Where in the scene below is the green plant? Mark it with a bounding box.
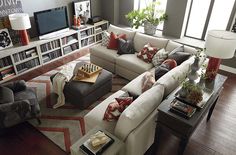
[125,1,168,29]
[182,81,203,104]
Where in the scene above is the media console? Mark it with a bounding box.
[0,20,109,83]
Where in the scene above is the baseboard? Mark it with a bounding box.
[220,65,236,74]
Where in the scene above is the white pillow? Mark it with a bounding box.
[101,31,110,47]
[152,48,168,67]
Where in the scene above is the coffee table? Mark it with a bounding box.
[70,126,124,155]
[152,74,227,155]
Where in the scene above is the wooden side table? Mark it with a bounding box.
[70,126,124,155]
[152,74,227,155]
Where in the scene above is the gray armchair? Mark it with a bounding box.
[0,80,41,128]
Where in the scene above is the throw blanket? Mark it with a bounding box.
[52,63,76,109]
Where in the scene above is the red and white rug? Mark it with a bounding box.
[27,54,129,153]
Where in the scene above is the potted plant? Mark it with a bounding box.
[126,1,168,35]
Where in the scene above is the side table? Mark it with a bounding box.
[152,74,227,155]
[70,126,124,155]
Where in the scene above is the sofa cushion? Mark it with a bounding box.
[90,44,119,63]
[107,32,126,50]
[154,61,191,97]
[0,86,14,104]
[137,43,159,63]
[116,54,154,75]
[166,40,197,55]
[152,48,168,67]
[84,90,127,133]
[101,31,110,47]
[133,32,169,52]
[108,24,136,40]
[168,46,191,65]
[115,84,165,141]
[117,38,135,55]
[154,64,170,81]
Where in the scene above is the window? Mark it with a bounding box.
[185,0,236,40]
[134,0,167,30]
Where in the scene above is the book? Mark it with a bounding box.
[79,130,114,155]
[170,99,196,118]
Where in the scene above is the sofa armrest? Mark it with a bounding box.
[2,80,27,93]
[0,100,31,128]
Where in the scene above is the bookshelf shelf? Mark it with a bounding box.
[0,20,109,83]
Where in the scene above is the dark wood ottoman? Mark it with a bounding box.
[51,62,112,109]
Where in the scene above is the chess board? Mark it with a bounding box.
[78,63,102,78]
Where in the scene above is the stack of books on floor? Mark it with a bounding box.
[170,99,196,118]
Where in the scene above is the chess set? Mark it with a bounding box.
[73,63,102,83]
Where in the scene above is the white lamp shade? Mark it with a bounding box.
[9,13,31,30]
[205,30,236,59]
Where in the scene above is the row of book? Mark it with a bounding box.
[42,50,62,63]
[63,43,79,55]
[41,40,60,53]
[0,67,15,81]
[0,56,12,68]
[13,48,38,63]
[81,37,95,47]
[81,28,94,38]
[95,27,102,34]
[62,35,78,45]
[16,58,40,74]
[96,34,102,42]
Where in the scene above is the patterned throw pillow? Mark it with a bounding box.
[152,48,168,67]
[117,38,135,55]
[101,31,110,47]
[103,97,133,121]
[137,43,158,63]
[142,72,155,93]
[107,32,127,50]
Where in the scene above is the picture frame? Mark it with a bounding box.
[0,28,13,51]
[73,0,91,24]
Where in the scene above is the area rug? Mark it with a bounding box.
[27,54,129,153]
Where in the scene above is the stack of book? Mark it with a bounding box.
[170,99,196,118]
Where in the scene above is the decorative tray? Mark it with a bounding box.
[175,88,214,109]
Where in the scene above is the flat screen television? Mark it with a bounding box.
[34,6,69,40]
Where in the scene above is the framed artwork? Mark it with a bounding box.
[0,28,13,50]
[73,0,91,24]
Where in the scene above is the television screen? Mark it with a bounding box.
[34,6,69,38]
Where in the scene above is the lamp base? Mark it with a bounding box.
[19,30,29,46]
[205,57,221,80]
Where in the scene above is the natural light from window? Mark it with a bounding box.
[134,0,167,30]
[186,0,235,40]
[186,0,211,39]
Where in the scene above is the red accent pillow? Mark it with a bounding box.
[103,97,133,122]
[162,59,177,69]
[107,32,127,50]
[137,43,159,63]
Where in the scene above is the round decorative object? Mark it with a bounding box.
[144,21,157,35]
[0,31,11,48]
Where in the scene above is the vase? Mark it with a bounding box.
[179,88,188,98]
[205,79,215,90]
[188,57,200,83]
[144,21,157,35]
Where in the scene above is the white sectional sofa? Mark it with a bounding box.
[85,25,206,155]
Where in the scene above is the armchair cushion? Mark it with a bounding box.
[0,86,14,104]
[2,80,26,93]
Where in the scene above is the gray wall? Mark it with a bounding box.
[101,0,119,25]
[119,0,134,26]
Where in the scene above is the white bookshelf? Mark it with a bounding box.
[0,20,109,83]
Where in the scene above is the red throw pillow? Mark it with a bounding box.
[162,59,177,69]
[107,32,127,50]
[103,97,133,122]
[137,43,158,63]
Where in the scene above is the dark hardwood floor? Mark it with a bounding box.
[146,70,236,155]
[8,51,236,155]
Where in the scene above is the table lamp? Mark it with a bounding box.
[205,30,236,79]
[9,13,31,46]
